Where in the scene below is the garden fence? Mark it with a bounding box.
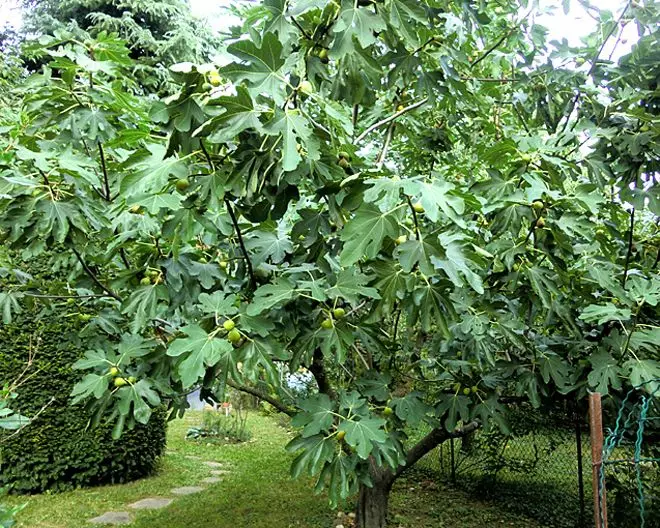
[593,380,660,528]
[420,390,660,528]
[419,401,591,528]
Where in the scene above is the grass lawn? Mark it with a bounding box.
[8,412,541,528]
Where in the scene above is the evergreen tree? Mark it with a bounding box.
[20,0,219,93]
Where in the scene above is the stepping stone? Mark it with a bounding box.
[200,477,222,484]
[210,470,230,476]
[185,455,202,460]
[128,498,173,510]
[203,461,224,468]
[89,511,131,525]
[171,486,204,496]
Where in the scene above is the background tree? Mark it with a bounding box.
[0,1,657,527]
[19,0,219,93]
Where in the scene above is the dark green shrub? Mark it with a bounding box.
[0,253,167,494]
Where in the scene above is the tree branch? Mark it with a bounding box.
[70,247,122,301]
[355,98,428,143]
[375,122,395,169]
[470,27,516,69]
[198,140,257,292]
[224,199,257,292]
[558,1,632,134]
[97,142,111,201]
[309,347,337,400]
[622,208,635,288]
[395,421,480,479]
[226,380,296,416]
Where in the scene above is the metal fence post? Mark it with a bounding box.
[450,437,456,483]
[589,392,608,528]
[575,410,585,527]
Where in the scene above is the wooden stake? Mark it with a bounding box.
[589,392,608,528]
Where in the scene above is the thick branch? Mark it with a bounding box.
[226,380,295,416]
[395,421,480,479]
[355,98,428,143]
[309,348,337,400]
[70,247,122,301]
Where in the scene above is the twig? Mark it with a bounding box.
[355,98,428,143]
[622,208,635,288]
[376,122,395,169]
[22,292,110,299]
[70,247,122,301]
[290,16,313,41]
[97,142,111,201]
[461,77,520,83]
[227,380,295,416]
[224,199,257,292]
[1,396,56,442]
[405,196,421,241]
[470,27,516,69]
[119,248,131,269]
[558,1,632,134]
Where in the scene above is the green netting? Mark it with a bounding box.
[599,379,660,528]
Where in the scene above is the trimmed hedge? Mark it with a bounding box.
[0,255,167,494]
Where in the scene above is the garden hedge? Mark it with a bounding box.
[0,254,167,494]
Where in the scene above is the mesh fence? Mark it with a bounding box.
[599,381,660,528]
[416,403,592,528]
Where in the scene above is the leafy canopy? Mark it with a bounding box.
[0,0,658,510]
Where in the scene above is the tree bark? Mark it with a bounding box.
[355,466,393,528]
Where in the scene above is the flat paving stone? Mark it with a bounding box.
[209,470,230,476]
[203,461,224,468]
[89,511,131,525]
[171,486,204,496]
[128,498,173,510]
[200,477,222,484]
[184,455,202,460]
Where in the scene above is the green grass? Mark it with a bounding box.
[8,412,541,528]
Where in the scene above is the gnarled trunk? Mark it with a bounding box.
[355,468,393,528]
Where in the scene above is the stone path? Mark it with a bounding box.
[171,486,204,496]
[89,512,131,525]
[128,498,173,510]
[88,458,229,525]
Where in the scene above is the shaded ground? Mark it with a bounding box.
[9,412,542,527]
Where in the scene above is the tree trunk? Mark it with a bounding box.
[355,470,393,528]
